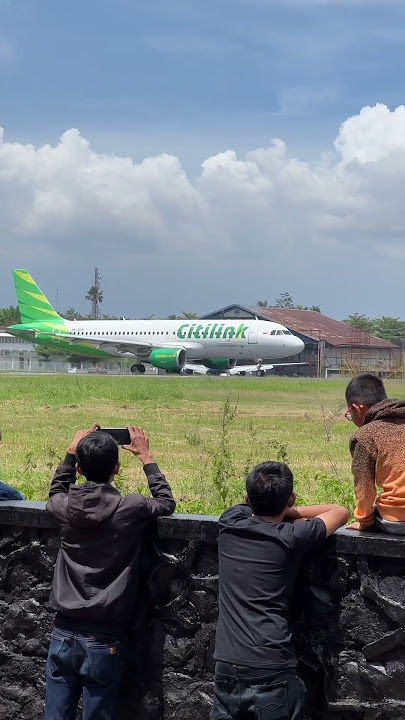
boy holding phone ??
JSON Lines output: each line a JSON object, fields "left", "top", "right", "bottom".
{"left": 45, "top": 424, "right": 175, "bottom": 720}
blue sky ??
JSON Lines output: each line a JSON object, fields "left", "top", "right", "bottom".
{"left": 1, "top": 0, "right": 405, "bottom": 318}
{"left": 2, "top": 0, "right": 404, "bottom": 165}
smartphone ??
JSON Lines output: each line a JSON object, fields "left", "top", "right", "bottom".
{"left": 97, "top": 428, "right": 130, "bottom": 446}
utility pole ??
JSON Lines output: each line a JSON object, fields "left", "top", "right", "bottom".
{"left": 94, "top": 267, "right": 101, "bottom": 319}
{"left": 86, "top": 268, "right": 103, "bottom": 319}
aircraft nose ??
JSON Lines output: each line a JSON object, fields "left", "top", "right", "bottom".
{"left": 294, "top": 337, "right": 305, "bottom": 353}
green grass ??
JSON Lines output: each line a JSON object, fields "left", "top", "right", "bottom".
{"left": 1, "top": 374, "right": 405, "bottom": 515}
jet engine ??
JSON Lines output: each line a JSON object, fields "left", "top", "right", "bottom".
{"left": 203, "top": 359, "right": 237, "bottom": 371}
{"left": 149, "top": 348, "right": 186, "bottom": 371}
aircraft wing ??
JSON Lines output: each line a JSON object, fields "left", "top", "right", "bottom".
{"left": 41, "top": 332, "right": 202, "bottom": 356}
{"left": 182, "top": 363, "right": 209, "bottom": 374}
{"left": 227, "top": 363, "right": 277, "bottom": 375}
{"left": 228, "top": 356, "right": 314, "bottom": 375}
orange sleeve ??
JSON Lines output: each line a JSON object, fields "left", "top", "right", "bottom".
{"left": 350, "top": 438, "right": 376, "bottom": 529}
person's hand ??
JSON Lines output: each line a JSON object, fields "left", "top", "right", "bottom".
{"left": 68, "top": 424, "right": 99, "bottom": 455}
{"left": 123, "top": 426, "right": 154, "bottom": 465}
{"left": 346, "top": 521, "right": 361, "bottom": 531}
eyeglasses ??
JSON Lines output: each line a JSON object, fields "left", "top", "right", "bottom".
{"left": 345, "top": 405, "right": 363, "bottom": 422}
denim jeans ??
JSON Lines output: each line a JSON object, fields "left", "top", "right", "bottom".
{"left": 0, "top": 481, "right": 24, "bottom": 500}
{"left": 44, "top": 627, "right": 123, "bottom": 720}
{"left": 211, "top": 661, "right": 306, "bottom": 720}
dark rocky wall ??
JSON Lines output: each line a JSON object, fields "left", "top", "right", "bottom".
{"left": 0, "top": 502, "right": 405, "bottom": 719}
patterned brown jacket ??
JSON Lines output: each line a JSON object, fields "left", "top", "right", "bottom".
{"left": 350, "top": 399, "right": 405, "bottom": 529}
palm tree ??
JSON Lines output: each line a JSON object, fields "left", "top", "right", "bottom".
{"left": 257, "top": 300, "right": 268, "bottom": 307}
{"left": 85, "top": 287, "right": 103, "bottom": 319}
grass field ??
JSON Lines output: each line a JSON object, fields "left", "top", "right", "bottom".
{"left": 1, "top": 374, "right": 405, "bottom": 516}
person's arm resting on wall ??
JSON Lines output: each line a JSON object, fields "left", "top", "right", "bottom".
{"left": 123, "top": 426, "right": 176, "bottom": 517}
{"left": 284, "top": 504, "right": 350, "bottom": 537}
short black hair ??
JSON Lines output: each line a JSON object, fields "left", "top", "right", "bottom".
{"left": 345, "top": 373, "right": 387, "bottom": 409}
{"left": 246, "top": 461, "right": 294, "bottom": 516}
{"left": 76, "top": 432, "right": 119, "bottom": 483}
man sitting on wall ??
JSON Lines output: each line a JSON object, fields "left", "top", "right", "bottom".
{"left": 44, "top": 424, "right": 176, "bottom": 720}
{"left": 345, "top": 373, "right": 405, "bottom": 533}
{"left": 212, "top": 461, "right": 349, "bottom": 720}
{"left": 0, "top": 429, "right": 24, "bottom": 500}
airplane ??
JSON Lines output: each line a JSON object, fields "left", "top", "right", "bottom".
{"left": 7, "top": 269, "right": 307, "bottom": 376}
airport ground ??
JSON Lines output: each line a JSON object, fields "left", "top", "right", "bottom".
{"left": 1, "top": 374, "right": 405, "bottom": 516}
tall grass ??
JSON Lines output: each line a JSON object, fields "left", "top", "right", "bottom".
{"left": 1, "top": 375, "right": 404, "bottom": 514}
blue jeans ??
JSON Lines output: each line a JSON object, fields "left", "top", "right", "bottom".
{"left": 0, "top": 481, "right": 24, "bottom": 500}
{"left": 211, "top": 662, "right": 306, "bottom": 719}
{"left": 44, "top": 627, "right": 123, "bottom": 720}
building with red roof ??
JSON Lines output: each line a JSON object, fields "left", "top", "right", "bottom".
{"left": 201, "top": 305, "right": 401, "bottom": 377}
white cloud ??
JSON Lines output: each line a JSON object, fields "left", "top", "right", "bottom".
{"left": 335, "top": 104, "right": 405, "bottom": 163}
{"left": 1, "top": 103, "right": 405, "bottom": 271}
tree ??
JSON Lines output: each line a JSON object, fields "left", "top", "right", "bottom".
{"left": 65, "top": 307, "right": 84, "bottom": 321}
{"left": 257, "top": 300, "right": 268, "bottom": 307}
{"left": 371, "top": 316, "right": 405, "bottom": 341}
{"left": 275, "top": 292, "right": 295, "bottom": 309}
{"left": 181, "top": 311, "right": 198, "bottom": 319}
{"left": 343, "top": 314, "right": 374, "bottom": 333}
{"left": 296, "top": 304, "right": 321, "bottom": 313}
{"left": 0, "top": 305, "right": 21, "bottom": 326}
{"left": 85, "top": 286, "right": 103, "bottom": 319}
{"left": 166, "top": 312, "right": 198, "bottom": 319}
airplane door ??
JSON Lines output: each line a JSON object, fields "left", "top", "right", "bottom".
{"left": 248, "top": 325, "right": 258, "bottom": 344}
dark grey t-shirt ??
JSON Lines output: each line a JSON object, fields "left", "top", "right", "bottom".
{"left": 214, "top": 504, "right": 327, "bottom": 668}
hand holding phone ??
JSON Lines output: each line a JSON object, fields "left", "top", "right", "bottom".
{"left": 123, "top": 426, "right": 154, "bottom": 465}
{"left": 97, "top": 428, "right": 131, "bottom": 446}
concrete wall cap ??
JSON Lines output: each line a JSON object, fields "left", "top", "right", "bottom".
{"left": 0, "top": 501, "right": 405, "bottom": 557}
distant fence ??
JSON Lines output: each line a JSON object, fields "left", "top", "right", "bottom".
{"left": 0, "top": 356, "right": 161, "bottom": 374}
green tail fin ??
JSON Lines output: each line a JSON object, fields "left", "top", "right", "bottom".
{"left": 12, "top": 269, "right": 64, "bottom": 325}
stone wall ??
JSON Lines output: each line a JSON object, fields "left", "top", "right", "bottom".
{"left": 0, "top": 502, "right": 405, "bottom": 719}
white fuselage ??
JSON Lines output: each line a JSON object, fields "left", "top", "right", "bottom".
{"left": 64, "top": 318, "right": 305, "bottom": 362}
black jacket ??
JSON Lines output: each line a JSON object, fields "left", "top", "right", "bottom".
{"left": 47, "top": 453, "right": 176, "bottom": 635}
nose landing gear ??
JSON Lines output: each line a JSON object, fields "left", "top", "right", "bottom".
{"left": 255, "top": 359, "right": 266, "bottom": 377}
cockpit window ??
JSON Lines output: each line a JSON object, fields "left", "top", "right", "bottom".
{"left": 283, "top": 330, "right": 292, "bottom": 335}
{"left": 276, "top": 330, "right": 283, "bottom": 335}
{"left": 270, "top": 330, "right": 277, "bottom": 335}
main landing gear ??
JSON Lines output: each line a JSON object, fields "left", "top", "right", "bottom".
{"left": 130, "top": 363, "right": 146, "bottom": 374}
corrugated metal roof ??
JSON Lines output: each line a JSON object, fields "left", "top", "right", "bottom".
{"left": 243, "top": 306, "right": 396, "bottom": 348}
